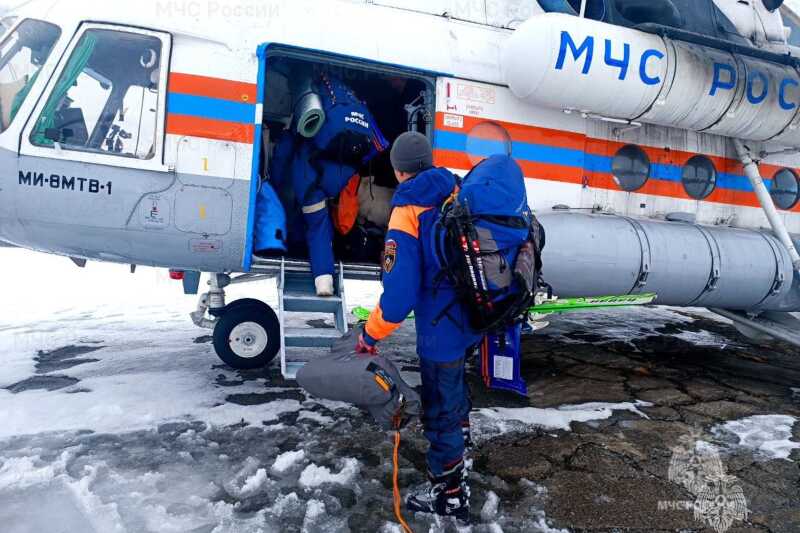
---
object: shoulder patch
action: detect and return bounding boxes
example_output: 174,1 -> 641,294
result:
383,239 -> 398,273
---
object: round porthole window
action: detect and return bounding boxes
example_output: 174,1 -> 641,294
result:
465,121 -> 513,166
612,145 -> 650,192
770,168 -> 800,210
682,156 -> 717,200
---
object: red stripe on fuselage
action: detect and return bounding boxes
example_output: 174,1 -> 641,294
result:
434,112 -> 800,212
166,114 -> 255,144
168,73 -> 258,103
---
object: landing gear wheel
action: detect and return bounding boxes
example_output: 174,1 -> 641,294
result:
216,298 -> 269,316
213,301 -> 280,370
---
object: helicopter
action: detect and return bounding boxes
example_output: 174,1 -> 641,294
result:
1,0 -> 799,377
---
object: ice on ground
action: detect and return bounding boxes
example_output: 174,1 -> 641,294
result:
673,329 -> 728,348
530,512 -> 570,533
545,305 -> 698,345
481,490 -> 500,521
297,410 -> 334,425
299,458 -> 360,488
240,468 -> 268,496
272,449 -> 306,474
477,401 -> 652,433
0,453 -> 68,491
302,499 -> 326,531
713,415 -> 800,461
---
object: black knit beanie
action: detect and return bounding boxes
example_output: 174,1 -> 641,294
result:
390,132 -> 434,174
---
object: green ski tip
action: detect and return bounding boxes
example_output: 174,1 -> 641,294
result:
352,306 -> 416,322
351,294 -> 656,322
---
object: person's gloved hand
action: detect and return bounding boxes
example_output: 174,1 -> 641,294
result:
355,329 -> 378,355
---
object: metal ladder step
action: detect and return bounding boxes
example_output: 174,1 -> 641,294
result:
284,327 -> 342,348
283,293 -> 343,314
278,259 -> 349,379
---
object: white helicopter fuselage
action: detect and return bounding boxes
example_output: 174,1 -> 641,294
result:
1,0 -> 799,314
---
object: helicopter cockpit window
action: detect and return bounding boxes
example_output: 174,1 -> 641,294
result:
0,19 -> 61,134
30,29 -> 162,160
537,0 -> 606,20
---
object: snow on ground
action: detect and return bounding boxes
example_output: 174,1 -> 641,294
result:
713,415 -> 800,461
271,450 -> 306,474
476,401 -> 652,435
298,458 -> 360,488
0,248 -> 378,439
2,247 -> 797,532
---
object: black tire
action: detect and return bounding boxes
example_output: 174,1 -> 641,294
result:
224,298 -> 269,314
213,302 -> 281,370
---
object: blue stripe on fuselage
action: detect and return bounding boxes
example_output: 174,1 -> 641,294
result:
167,93 -> 255,124
434,130 -> 762,193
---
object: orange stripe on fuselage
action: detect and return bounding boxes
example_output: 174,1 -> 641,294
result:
435,113 -> 587,151
169,73 -> 258,103
434,112 -> 800,213
166,114 -> 255,144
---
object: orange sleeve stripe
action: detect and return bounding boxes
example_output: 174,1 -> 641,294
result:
388,205 -> 433,239
365,304 -> 403,341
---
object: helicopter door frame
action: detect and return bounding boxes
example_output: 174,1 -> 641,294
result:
18,22 -> 172,173
243,42 -> 445,271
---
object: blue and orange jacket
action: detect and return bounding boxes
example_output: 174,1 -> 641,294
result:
365,167 -> 482,362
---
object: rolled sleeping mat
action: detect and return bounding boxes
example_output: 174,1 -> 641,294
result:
291,74 -> 326,139
296,329 -> 421,430
294,92 -> 325,138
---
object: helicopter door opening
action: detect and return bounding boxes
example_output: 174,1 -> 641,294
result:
252,50 -> 434,267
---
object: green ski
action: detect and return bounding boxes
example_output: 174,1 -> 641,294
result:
532,293 -> 657,315
351,293 -> 656,322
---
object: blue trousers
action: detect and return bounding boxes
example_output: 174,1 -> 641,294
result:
420,357 -> 471,476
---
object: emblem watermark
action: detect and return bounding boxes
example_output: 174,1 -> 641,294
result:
660,430 -> 749,533
155,1 -> 279,21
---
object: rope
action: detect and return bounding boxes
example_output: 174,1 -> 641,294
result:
393,430 -> 414,533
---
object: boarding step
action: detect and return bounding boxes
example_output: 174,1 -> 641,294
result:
283,293 -> 343,314
277,259 -> 349,379
284,327 -> 342,348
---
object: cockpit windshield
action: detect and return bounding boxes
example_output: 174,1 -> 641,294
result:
0,19 -> 61,133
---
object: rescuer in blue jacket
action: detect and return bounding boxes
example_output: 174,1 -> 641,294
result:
356,132 -> 481,522
259,74 -> 388,296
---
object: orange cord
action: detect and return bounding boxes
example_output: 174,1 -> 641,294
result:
393,430 -> 415,533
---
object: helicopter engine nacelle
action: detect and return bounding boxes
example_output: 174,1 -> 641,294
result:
503,13 -> 800,147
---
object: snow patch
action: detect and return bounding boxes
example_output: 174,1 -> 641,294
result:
531,511 -> 569,533
299,458 -> 360,488
266,492 -> 303,518
302,499 -> 326,531
713,415 -> 800,461
477,401 -> 652,432
272,449 -> 306,474
240,468 -> 268,496
224,457 -> 270,498
481,490 -> 500,521
65,465 -> 126,533
297,410 -> 334,425
673,329 -> 728,348
0,453 -> 67,491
